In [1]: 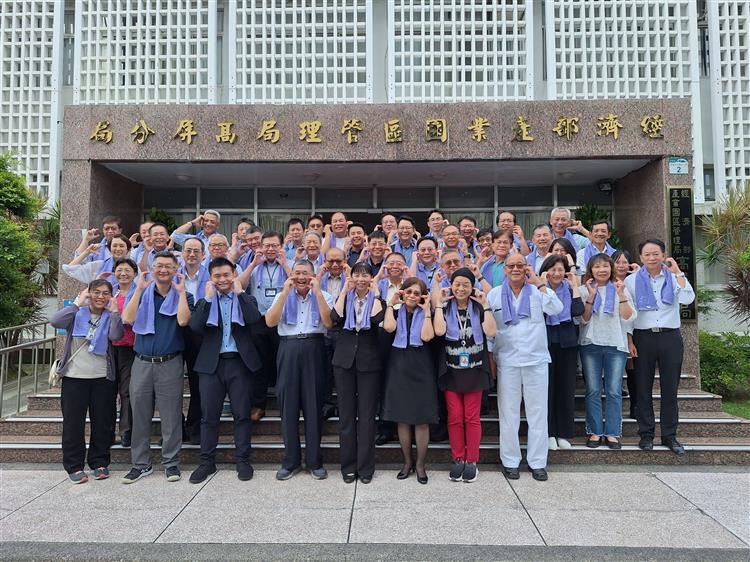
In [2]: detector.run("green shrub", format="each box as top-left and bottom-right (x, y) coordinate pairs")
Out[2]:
(699, 331), (750, 400)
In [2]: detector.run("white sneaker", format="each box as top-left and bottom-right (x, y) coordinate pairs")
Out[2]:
(557, 438), (572, 449)
(548, 437), (559, 450)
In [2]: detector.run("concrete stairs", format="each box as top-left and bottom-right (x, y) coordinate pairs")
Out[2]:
(1, 372), (749, 466)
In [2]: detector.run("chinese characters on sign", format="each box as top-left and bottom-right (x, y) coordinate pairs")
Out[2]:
(90, 114), (666, 146)
(669, 187), (696, 320)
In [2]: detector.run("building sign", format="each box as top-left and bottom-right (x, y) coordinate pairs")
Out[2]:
(669, 187), (697, 320)
(87, 113), (668, 147)
(668, 157), (689, 175)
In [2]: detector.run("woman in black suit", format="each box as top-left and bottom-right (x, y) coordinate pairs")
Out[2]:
(331, 262), (385, 484)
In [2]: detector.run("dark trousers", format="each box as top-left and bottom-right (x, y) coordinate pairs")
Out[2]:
(626, 364), (637, 418)
(333, 366), (380, 478)
(184, 332), (201, 438)
(252, 320), (279, 409)
(548, 344), (577, 439)
(199, 357), (254, 464)
(633, 329), (683, 439)
(376, 329), (395, 438)
(113, 345), (135, 437)
(323, 328), (341, 414)
(60, 377), (117, 474)
(276, 338), (327, 471)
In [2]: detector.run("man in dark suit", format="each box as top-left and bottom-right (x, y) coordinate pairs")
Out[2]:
(187, 257), (262, 483)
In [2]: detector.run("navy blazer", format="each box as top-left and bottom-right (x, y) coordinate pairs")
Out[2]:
(189, 292), (263, 375)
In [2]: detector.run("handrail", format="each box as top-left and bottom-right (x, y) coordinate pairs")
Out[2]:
(0, 321), (51, 335)
(0, 337), (56, 354)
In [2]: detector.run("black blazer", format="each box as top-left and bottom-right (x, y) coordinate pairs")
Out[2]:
(545, 294), (585, 349)
(189, 292), (263, 375)
(330, 297), (385, 372)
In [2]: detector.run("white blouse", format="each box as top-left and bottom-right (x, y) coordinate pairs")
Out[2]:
(579, 285), (636, 353)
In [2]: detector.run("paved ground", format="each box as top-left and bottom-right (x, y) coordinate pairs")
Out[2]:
(0, 464), (748, 561)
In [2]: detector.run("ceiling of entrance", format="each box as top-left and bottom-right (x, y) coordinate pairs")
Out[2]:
(102, 159), (651, 188)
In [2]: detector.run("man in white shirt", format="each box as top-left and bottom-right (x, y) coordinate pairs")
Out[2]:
(624, 239), (695, 455)
(549, 207), (589, 250)
(487, 253), (563, 481)
(266, 259), (334, 481)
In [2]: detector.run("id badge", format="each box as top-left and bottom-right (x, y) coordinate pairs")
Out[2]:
(265, 288), (278, 298)
(457, 352), (470, 369)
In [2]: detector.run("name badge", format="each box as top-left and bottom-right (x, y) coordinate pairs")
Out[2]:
(457, 352), (470, 369)
(265, 288), (278, 298)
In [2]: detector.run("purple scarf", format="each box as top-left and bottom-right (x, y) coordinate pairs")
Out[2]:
(546, 280), (572, 326)
(634, 265), (675, 311)
(206, 292), (245, 327)
(320, 271), (345, 293)
(392, 307), (425, 349)
(180, 264), (209, 300)
(445, 301), (484, 345)
(282, 290), (320, 327)
(238, 250), (254, 271)
(252, 260), (287, 289)
(343, 290), (375, 331)
(500, 281), (532, 326)
(563, 229), (579, 247)
(583, 240), (616, 266)
(480, 257), (497, 280)
(439, 271), (451, 289)
(392, 238), (415, 255)
(71, 307), (111, 356)
(415, 263), (438, 287)
(377, 278), (390, 300)
(132, 283), (180, 335)
(591, 282), (617, 315)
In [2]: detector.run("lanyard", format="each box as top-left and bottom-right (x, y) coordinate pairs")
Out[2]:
(456, 308), (469, 347)
(264, 263), (280, 287)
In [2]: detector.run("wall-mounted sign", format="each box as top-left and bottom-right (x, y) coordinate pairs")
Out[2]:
(668, 157), (689, 175)
(668, 187), (696, 320)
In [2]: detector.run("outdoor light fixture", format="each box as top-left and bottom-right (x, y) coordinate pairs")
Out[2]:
(598, 179), (614, 193)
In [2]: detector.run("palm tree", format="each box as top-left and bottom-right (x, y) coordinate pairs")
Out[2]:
(700, 183), (750, 323)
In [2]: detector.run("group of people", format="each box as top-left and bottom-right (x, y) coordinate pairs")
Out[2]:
(52, 206), (694, 485)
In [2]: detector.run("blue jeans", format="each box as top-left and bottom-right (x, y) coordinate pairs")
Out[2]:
(581, 344), (628, 438)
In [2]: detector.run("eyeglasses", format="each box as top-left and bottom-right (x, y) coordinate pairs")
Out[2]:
(209, 243), (228, 248)
(326, 259), (344, 264)
(90, 291), (111, 297)
(443, 259), (461, 266)
(506, 264), (526, 270)
(262, 243), (280, 249)
(153, 264), (176, 270)
(183, 248), (202, 254)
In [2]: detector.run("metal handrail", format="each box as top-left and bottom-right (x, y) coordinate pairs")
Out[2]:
(0, 322), (56, 418)
(0, 320), (50, 336)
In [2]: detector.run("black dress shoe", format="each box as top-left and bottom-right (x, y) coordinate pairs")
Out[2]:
(416, 469), (428, 485)
(322, 406), (337, 420)
(638, 436), (654, 450)
(375, 433), (391, 446)
(529, 467), (548, 481)
(502, 466), (520, 480)
(236, 461), (254, 481)
(189, 463), (217, 484)
(586, 436), (602, 448)
(605, 437), (622, 450)
(343, 473), (357, 484)
(120, 432), (131, 448)
(359, 475), (372, 484)
(661, 437), (686, 456)
(396, 466), (414, 480)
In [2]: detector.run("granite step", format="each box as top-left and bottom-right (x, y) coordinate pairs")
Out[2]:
(3, 409), (749, 438)
(1, 434), (748, 466)
(26, 389), (722, 413)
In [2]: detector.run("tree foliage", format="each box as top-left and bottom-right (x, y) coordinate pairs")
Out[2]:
(572, 203), (621, 248)
(0, 154), (45, 327)
(700, 183), (750, 323)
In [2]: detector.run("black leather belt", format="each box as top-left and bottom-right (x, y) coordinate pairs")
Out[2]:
(136, 352), (180, 363)
(635, 327), (678, 333)
(279, 333), (324, 340)
(219, 352), (240, 359)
